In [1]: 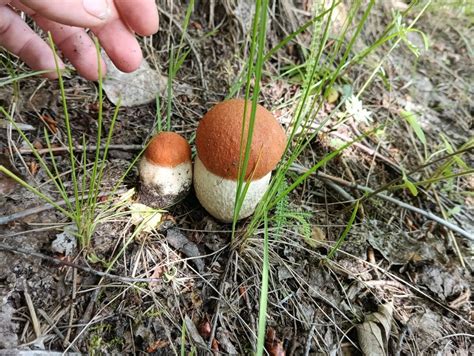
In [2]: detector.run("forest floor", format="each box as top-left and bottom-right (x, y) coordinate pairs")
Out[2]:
(0, 1), (473, 355)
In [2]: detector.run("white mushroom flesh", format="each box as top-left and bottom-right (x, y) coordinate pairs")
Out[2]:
(193, 156), (270, 222)
(139, 158), (192, 197)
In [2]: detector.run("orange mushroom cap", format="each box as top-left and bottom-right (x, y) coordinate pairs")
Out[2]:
(145, 131), (192, 167)
(195, 99), (286, 180)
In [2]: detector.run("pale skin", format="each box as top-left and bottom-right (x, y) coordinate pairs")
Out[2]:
(0, 0), (159, 80)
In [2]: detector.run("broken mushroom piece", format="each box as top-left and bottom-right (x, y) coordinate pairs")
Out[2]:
(138, 132), (192, 208)
(194, 99), (286, 222)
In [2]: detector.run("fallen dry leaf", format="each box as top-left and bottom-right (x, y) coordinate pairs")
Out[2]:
(0, 154), (22, 195)
(129, 203), (163, 233)
(184, 315), (206, 347)
(0, 175), (16, 195)
(146, 339), (169, 352)
(166, 229), (205, 272)
(265, 328), (286, 356)
(41, 114), (58, 134)
(356, 302), (393, 356)
(28, 161), (39, 176)
(102, 52), (167, 107)
(211, 338), (219, 352)
(216, 328), (238, 354)
(32, 140), (43, 150)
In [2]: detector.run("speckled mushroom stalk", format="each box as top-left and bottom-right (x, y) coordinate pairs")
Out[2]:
(138, 132), (192, 208)
(194, 99), (286, 222)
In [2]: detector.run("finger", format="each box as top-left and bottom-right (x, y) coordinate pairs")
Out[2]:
(92, 19), (142, 73)
(114, 0), (159, 36)
(18, 0), (113, 28)
(13, 0), (139, 75)
(32, 15), (106, 81)
(0, 5), (64, 78)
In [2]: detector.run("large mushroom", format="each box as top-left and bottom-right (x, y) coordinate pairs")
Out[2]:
(194, 99), (286, 222)
(138, 131), (192, 208)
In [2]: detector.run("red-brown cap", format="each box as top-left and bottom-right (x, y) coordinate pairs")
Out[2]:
(195, 99), (286, 180)
(145, 131), (191, 167)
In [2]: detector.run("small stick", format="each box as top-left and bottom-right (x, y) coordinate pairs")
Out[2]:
(367, 247), (380, 279)
(290, 164), (474, 241)
(432, 189), (465, 268)
(22, 280), (41, 339)
(64, 268), (78, 348)
(64, 304), (75, 349)
(0, 243), (161, 283)
(208, 250), (236, 349)
(37, 309), (80, 353)
(303, 323), (316, 356)
(8, 144), (143, 155)
(74, 287), (100, 346)
(0, 189), (126, 225)
(331, 132), (399, 170)
(322, 179), (354, 201)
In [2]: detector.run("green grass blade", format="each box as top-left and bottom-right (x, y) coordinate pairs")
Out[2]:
(155, 94), (162, 133)
(166, 46), (174, 131)
(47, 33), (81, 215)
(87, 38), (105, 211)
(0, 166), (73, 219)
(0, 107), (74, 213)
(233, 0), (269, 233)
(175, 0), (195, 67)
(401, 110), (426, 145)
(231, 0), (262, 232)
(79, 133), (88, 220)
(271, 134), (365, 210)
(0, 70), (55, 87)
(96, 100), (121, 190)
(43, 127), (74, 212)
(227, 2), (340, 99)
(256, 214), (270, 355)
(327, 200), (359, 259)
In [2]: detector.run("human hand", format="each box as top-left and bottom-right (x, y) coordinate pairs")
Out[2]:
(0, 0), (159, 80)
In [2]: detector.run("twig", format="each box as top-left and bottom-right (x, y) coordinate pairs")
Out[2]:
(64, 269), (77, 348)
(432, 189), (465, 268)
(22, 280), (41, 339)
(331, 132), (399, 170)
(74, 287), (100, 347)
(290, 164), (474, 241)
(208, 249), (236, 349)
(0, 243), (161, 283)
(37, 309), (80, 353)
(0, 189), (126, 225)
(361, 144), (474, 203)
(303, 323), (316, 356)
(322, 179), (354, 201)
(8, 144), (143, 155)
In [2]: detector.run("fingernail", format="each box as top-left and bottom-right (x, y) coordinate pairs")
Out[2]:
(83, 0), (110, 20)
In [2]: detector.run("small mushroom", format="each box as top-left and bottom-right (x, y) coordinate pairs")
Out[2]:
(138, 131), (192, 208)
(194, 99), (286, 222)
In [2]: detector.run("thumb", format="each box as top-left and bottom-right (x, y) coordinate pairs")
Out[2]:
(18, 0), (114, 27)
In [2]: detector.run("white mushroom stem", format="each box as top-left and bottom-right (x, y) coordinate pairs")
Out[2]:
(193, 156), (270, 222)
(139, 158), (192, 197)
